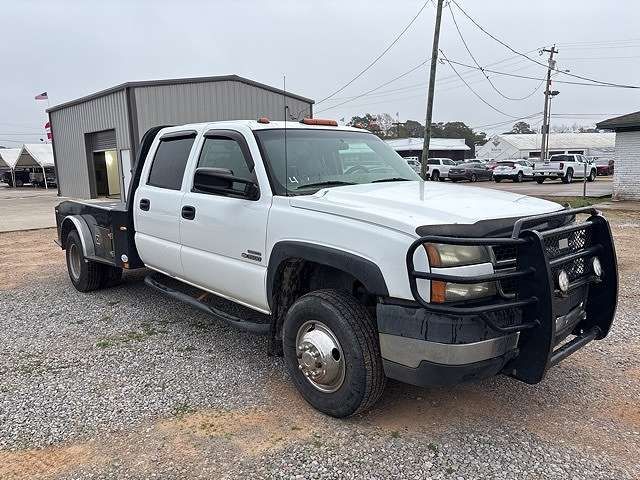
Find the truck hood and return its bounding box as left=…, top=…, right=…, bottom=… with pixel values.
left=289, top=181, right=562, bottom=236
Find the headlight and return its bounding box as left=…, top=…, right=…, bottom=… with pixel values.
left=424, top=243, right=491, bottom=267
left=424, top=243, right=496, bottom=303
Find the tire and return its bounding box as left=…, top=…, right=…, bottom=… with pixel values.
left=65, top=230, right=103, bottom=292
left=431, top=170, right=440, bottom=181
left=515, top=171, right=523, bottom=183
left=438, top=176, right=445, bottom=182
left=587, top=169, right=596, bottom=182
left=494, top=177, right=502, bottom=183
left=562, top=169, right=573, bottom=184
left=282, top=289, right=386, bottom=418
left=15, top=179, right=23, bottom=187
left=536, top=177, right=545, bottom=184
left=470, top=173, right=477, bottom=183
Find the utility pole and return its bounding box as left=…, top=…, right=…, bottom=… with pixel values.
left=539, top=46, right=558, bottom=161
left=420, top=0, right=444, bottom=179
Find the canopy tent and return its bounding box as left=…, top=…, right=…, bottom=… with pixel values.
left=14, top=144, right=54, bottom=188
left=0, top=148, right=21, bottom=186
left=0, top=148, right=20, bottom=169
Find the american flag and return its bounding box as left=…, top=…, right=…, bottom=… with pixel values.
left=35, top=92, right=48, bottom=100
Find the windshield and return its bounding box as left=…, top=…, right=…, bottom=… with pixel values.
left=254, top=129, right=420, bottom=195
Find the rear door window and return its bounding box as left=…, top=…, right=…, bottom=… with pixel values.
left=147, top=134, right=196, bottom=190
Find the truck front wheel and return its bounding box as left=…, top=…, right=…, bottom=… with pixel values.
left=65, top=230, right=103, bottom=292
left=282, top=289, right=386, bottom=417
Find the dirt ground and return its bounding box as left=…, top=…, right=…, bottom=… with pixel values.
left=1, top=208, right=639, bottom=479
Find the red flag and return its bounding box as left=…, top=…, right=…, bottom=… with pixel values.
left=45, top=121, right=52, bottom=140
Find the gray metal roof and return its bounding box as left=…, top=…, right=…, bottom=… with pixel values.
left=47, top=74, right=314, bottom=113
left=597, top=111, right=640, bottom=131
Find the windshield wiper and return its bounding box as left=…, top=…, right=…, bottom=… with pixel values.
left=295, top=180, right=357, bottom=190
left=371, top=177, right=411, bottom=183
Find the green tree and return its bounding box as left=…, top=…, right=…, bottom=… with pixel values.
left=430, top=121, right=487, bottom=156
left=347, top=114, right=383, bottom=137
left=506, top=121, right=535, bottom=134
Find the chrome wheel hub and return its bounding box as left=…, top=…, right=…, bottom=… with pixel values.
left=295, top=321, right=345, bottom=393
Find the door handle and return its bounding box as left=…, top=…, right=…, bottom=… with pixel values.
left=181, top=205, right=196, bottom=220
left=139, top=198, right=150, bottom=211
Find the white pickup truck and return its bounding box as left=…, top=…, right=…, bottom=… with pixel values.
left=54, top=119, right=618, bottom=417
left=533, top=154, right=597, bottom=184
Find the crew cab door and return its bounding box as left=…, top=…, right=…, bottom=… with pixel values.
left=134, top=130, right=197, bottom=277
left=179, top=129, right=271, bottom=312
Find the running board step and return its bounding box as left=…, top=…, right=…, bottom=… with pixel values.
left=144, top=276, right=270, bottom=335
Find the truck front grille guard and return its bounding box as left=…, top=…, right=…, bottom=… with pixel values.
left=406, top=207, right=618, bottom=383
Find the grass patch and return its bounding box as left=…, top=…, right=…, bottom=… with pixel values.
left=173, top=402, right=194, bottom=416
left=390, top=430, right=401, bottom=439
left=95, top=324, right=160, bottom=349
left=176, top=345, right=197, bottom=353
left=427, top=442, right=438, bottom=453
left=540, top=195, right=611, bottom=208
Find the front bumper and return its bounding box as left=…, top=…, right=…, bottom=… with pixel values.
left=384, top=207, right=618, bottom=387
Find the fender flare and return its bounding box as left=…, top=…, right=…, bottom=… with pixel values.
left=266, top=241, right=389, bottom=310
left=60, top=215, right=95, bottom=258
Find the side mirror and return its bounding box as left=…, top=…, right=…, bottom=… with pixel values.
left=193, top=167, right=259, bottom=200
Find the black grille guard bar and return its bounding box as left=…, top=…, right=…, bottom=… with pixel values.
left=406, top=206, right=618, bottom=384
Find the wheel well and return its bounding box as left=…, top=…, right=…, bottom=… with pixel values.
left=60, top=219, right=77, bottom=249
left=267, top=258, right=377, bottom=356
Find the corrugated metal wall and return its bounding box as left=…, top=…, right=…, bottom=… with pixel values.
left=50, top=90, right=131, bottom=199
left=133, top=81, right=312, bottom=142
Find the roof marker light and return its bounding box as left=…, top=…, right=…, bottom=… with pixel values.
left=300, top=118, right=338, bottom=127
left=257, top=117, right=270, bottom=124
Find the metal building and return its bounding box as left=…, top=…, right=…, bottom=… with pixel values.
left=475, top=133, right=616, bottom=161
left=385, top=137, right=471, bottom=162
left=597, top=111, right=640, bottom=201
left=48, top=75, right=314, bottom=200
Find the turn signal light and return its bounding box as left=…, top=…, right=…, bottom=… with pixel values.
left=559, top=162, right=564, bottom=169
left=300, top=118, right=338, bottom=126
left=431, top=280, right=447, bottom=303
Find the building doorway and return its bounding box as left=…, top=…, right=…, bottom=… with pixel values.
left=92, top=150, right=120, bottom=197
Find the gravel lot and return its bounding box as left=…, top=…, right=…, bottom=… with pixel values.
left=1, top=211, right=639, bottom=479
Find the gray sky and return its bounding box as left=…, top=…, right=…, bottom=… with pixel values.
left=1, top=0, right=639, bottom=146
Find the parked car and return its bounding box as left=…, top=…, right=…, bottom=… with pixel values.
left=448, top=161, right=493, bottom=182
left=493, top=160, right=535, bottom=183
left=1, top=170, right=31, bottom=187
left=404, top=157, right=421, bottom=174
left=426, top=157, right=456, bottom=181
left=30, top=168, right=57, bottom=188
left=53, top=119, right=618, bottom=418
left=596, top=159, right=614, bottom=176
left=533, top=154, right=597, bottom=184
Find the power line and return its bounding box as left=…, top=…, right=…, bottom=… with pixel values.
left=450, top=0, right=640, bottom=89
left=315, top=1, right=431, bottom=105
left=471, top=112, right=542, bottom=130
left=447, top=3, right=544, bottom=101
left=438, top=49, right=523, bottom=118
left=315, top=58, right=431, bottom=114
left=443, top=57, right=640, bottom=88
left=320, top=51, right=540, bottom=111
